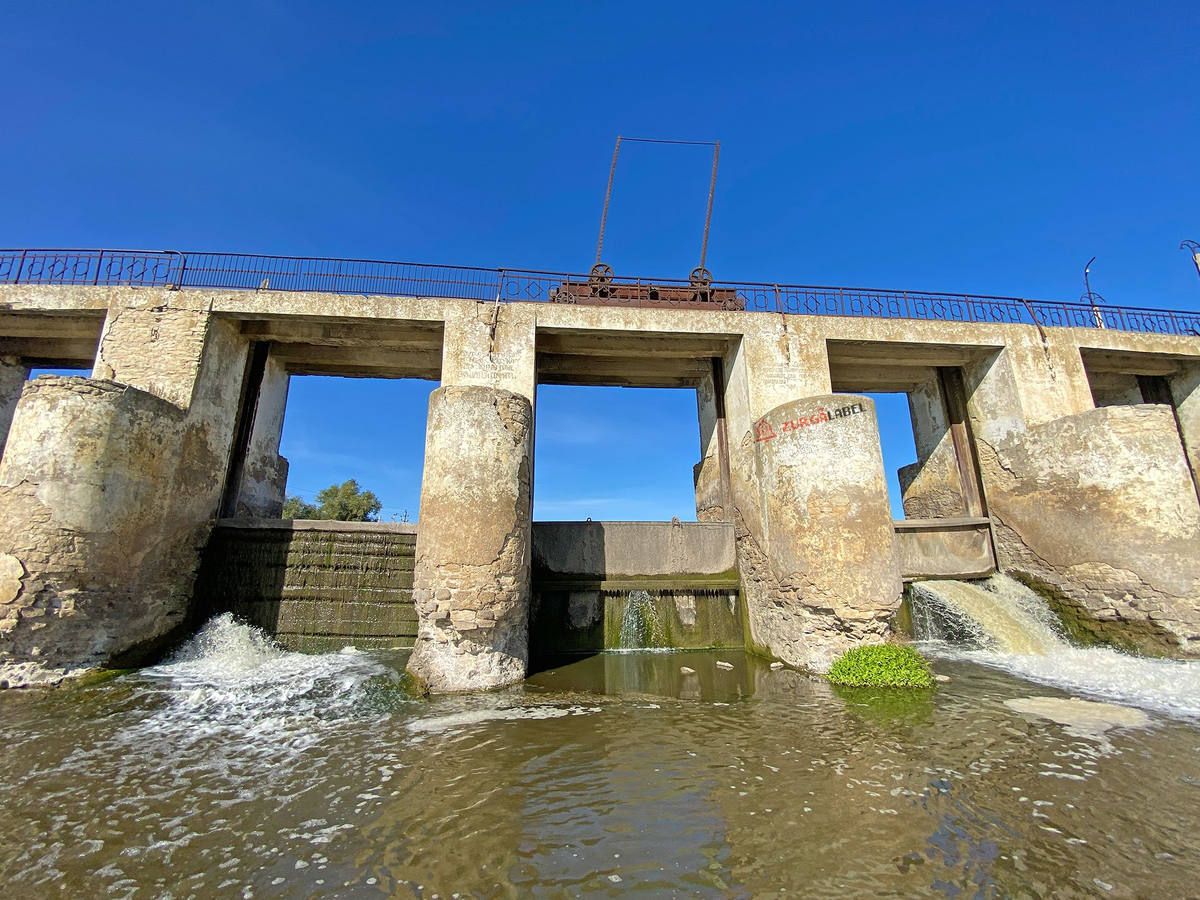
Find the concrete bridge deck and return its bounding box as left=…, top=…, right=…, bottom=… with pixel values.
left=0, top=252, right=1198, bottom=689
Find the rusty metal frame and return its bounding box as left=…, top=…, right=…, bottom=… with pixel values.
left=593, top=136, right=721, bottom=277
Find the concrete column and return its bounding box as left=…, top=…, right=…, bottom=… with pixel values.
left=233, top=352, right=291, bottom=518
left=0, top=355, right=30, bottom=458
left=439, top=301, right=537, bottom=399
left=898, top=371, right=966, bottom=518
left=0, top=291, right=249, bottom=686
left=407, top=385, right=533, bottom=692
left=722, top=319, right=842, bottom=665
left=1000, top=328, right=1094, bottom=429
left=1168, top=362, right=1200, bottom=499
left=693, top=366, right=726, bottom=521
left=406, top=303, right=538, bottom=692
left=749, top=394, right=902, bottom=670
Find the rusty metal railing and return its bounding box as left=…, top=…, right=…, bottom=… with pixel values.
left=2, top=248, right=1198, bottom=337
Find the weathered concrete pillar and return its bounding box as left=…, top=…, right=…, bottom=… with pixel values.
left=233, top=352, right=290, bottom=518
left=898, top=370, right=966, bottom=518
left=407, top=302, right=537, bottom=692
left=978, top=404, right=1200, bottom=655
left=0, top=355, right=30, bottom=458
left=407, top=385, right=533, bottom=691
left=722, top=320, right=853, bottom=667
left=693, top=365, right=727, bottom=521
left=960, top=334, right=1200, bottom=655
left=1168, top=362, right=1200, bottom=499
left=0, top=292, right=249, bottom=685
left=747, top=394, right=903, bottom=670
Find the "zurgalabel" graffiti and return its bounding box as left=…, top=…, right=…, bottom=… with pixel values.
left=754, top=402, right=866, bottom=443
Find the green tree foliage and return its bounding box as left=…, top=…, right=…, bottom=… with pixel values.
left=826, top=644, right=934, bottom=688
left=281, top=495, right=318, bottom=519
left=282, top=479, right=382, bottom=522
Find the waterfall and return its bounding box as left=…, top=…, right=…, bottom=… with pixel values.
left=908, top=574, right=1200, bottom=718
left=616, top=590, right=668, bottom=649
left=910, top=576, right=1067, bottom=655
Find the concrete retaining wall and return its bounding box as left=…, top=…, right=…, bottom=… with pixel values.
left=532, top=521, right=737, bottom=583
left=195, top=520, right=418, bottom=652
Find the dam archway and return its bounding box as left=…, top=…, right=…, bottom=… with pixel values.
left=197, top=317, right=444, bottom=651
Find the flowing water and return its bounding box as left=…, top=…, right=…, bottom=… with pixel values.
left=910, top=574, right=1200, bottom=719
left=614, top=590, right=668, bottom=650
left=1, top=612, right=1200, bottom=898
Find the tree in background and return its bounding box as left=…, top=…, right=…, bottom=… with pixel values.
left=282, top=479, right=382, bottom=522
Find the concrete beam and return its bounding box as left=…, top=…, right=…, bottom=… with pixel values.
left=270, top=343, right=442, bottom=380
left=240, top=318, right=443, bottom=349
left=0, top=338, right=100, bottom=368
left=536, top=353, right=710, bottom=387
left=536, top=329, right=732, bottom=359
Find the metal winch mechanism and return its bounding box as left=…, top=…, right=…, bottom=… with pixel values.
left=551, top=137, right=742, bottom=310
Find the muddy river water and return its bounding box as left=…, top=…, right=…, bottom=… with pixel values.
left=1, top=615, right=1198, bottom=899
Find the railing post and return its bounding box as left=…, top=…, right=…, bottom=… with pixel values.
left=92, top=250, right=103, bottom=285
left=174, top=252, right=187, bottom=290
left=13, top=250, right=27, bottom=284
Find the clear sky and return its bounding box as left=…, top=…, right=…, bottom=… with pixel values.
left=4, top=2, right=1197, bottom=519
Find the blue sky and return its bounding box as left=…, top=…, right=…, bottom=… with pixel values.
left=5, top=2, right=1197, bottom=519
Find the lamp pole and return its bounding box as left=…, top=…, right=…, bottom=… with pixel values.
left=1182, top=240, right=1200, bottom=283
left=1082, top=256, right=1106, bottom=328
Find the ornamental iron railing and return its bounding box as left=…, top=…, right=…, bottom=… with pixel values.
left=1, top=248, right=1197, bottom=337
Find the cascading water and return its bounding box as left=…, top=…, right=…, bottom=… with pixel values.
left=910, top=576, right=1067, bottom=654
left=615, top=590, right=668, bottom=649
left=133, top=613, right=397, bottom=755
left=910, top=574, right=1200, bottom=718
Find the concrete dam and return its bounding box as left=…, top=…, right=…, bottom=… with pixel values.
left=1, top=249, right=1199, bottom=691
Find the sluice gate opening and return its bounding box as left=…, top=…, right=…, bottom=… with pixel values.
left=193, top=316, right=443, bottom=652
left=528, top=338, right=746, bottom=665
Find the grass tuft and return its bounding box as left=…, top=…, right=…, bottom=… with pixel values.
left=826, top=644, right=934, bottom=688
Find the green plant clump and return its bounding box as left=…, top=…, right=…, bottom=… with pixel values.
left=826, top=644, right=934, bottom=688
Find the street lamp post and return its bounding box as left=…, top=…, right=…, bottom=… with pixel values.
left=1082, top=256, right=1106, bottom=328
left=1182, top=240, right=1200, bottom=283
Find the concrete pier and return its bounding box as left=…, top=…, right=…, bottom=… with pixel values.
left=407, top=385, right=534, bottom=692
left=0, top=269, right=1198, bottom=687
left=749, top=394, right=903, bottom=669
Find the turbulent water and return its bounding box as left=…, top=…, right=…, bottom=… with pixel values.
left=910, top=574, right=1200, bottom=718
left=1, top=612, right=1200, bottom=898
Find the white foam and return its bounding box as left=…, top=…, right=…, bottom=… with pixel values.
left=125, top=614, right=392, bottom=755
left=406, top=705, right=601, bottom=735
